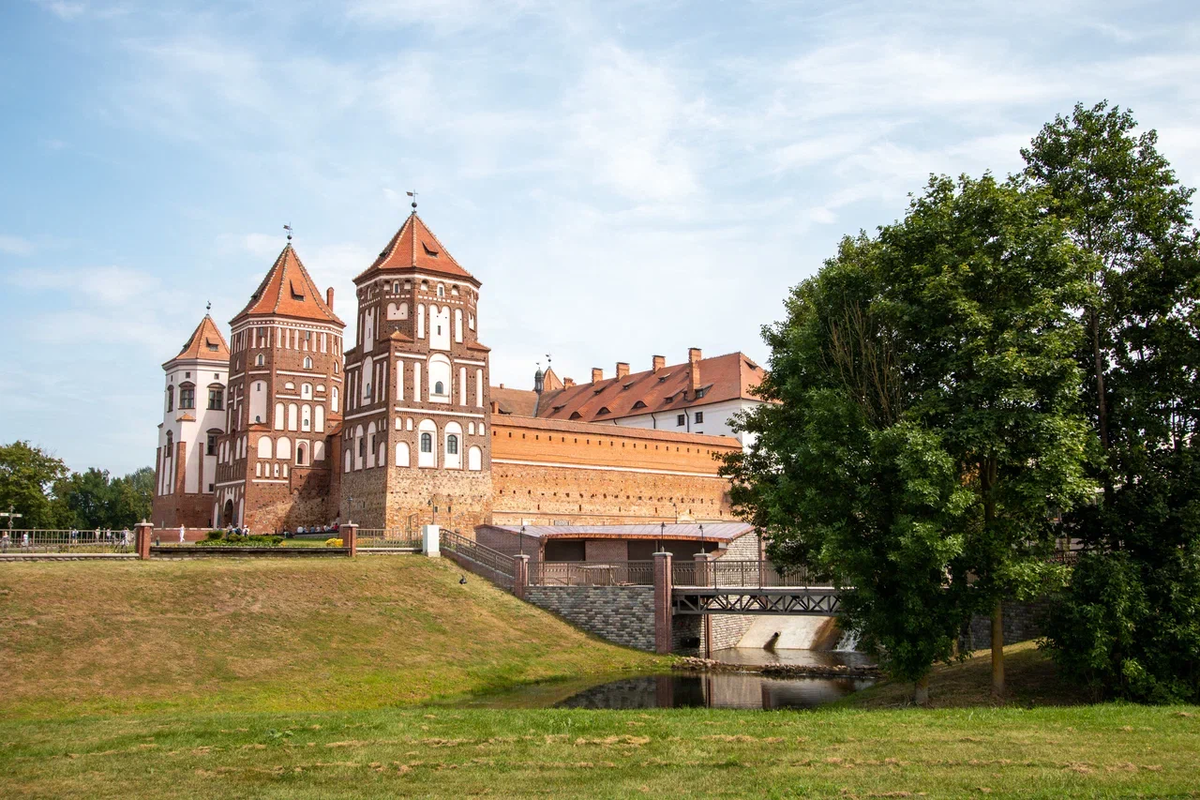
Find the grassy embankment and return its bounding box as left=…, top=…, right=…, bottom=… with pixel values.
left=1, top=558, right=1197, bottom=798
left=0, top=557, right=663, bottom=719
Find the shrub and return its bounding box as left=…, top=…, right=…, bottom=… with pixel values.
left=205, top=530, right=224, bottom=541
left=325, top=538, right=343, bottom=547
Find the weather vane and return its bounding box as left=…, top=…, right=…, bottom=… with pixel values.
left=206, top=300, right=212, bottom=313
left=407, top=190, right=417, bottom=211
left=283, top=223, right=293, bottom=242
left=546, top=353, right=552, bottom=368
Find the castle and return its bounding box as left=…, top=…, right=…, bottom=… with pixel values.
left=152, top=211, right=765, bottom=534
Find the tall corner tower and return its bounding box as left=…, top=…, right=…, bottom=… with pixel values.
left=214, top=242, right=346, bottom=531
left=340, top=209, right=492, bottom=531
left=152, top=313, right=230, bottom=528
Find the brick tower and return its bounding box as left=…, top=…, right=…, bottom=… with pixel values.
left=152, top=313, right=230, bottom=528
left=213, top=241, right=346, bottom=531
left=340, top=210, right=492, bottom=531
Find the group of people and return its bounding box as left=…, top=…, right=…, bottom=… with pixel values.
left=283, top=523, right=340, bottom=538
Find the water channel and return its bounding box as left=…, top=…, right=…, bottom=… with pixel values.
left=463, top=649, right=875, bottom=711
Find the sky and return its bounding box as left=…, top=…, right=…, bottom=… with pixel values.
left=2, top=0, right=1200, bottom=476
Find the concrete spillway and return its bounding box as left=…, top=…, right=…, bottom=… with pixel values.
left=736, top=615, right=845, bottom=651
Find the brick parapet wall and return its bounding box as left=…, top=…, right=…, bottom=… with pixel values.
left=524, top=586, right=656, bottom=651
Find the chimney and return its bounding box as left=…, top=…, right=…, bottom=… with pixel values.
left=490, top=400, right=500, bottom=414
left=591, top=367, right=603, bottom=383
left=652, top=355, right=665, bottom=372
left=616, top=362, right=630, bottom=380
left=688, top=347, right=702, bottom=392
left=563, top=377, right=576, bottom=388
left=326, top=287, right=334, bottom=310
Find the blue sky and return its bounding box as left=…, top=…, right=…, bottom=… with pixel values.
left=2, top=0, right=1199, bottom=476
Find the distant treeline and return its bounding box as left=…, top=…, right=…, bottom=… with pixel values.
left=0, top=440, right=153, bottom=530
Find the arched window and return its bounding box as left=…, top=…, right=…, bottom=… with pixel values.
left=301, top=383, right=312, bottom=399
left=395, top=441, right=410, bottom=467
left=334, top=362, right=340, bottom=374
left=343, top=450, right=351, bottom=473
left=257, top=437, right=272, bottom=459
left=274, top=403, right=284, bottom=430
left=255, top=354, right=265, bottom=366
left=392, top=280, right=399, bottom=293
left=444, top=422, right=463, bottom=469
left=296, top=443, right=306, bottom=466
left=331, top=386, right=339, bottom=413
left=301, top=404, right=311, bottom=430
left=434, top=380, right=445, bottom=395
left=164, top=430, right=173, bottom=456
left=303, top=356, right=313, bottom=369
left=418, top=419, right=436, bottom=467
left=276, top=437, right=291, bottom=460
left=166, top=385, right=174, bottom=412
left=178, top=383, right=195, bottom=409
left=313, top=440, right=325, bottom=461
left=437, top=283, right=445, bottom=297
left=468, top=445, right=482, bottom=471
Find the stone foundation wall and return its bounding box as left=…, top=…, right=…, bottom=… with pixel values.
left=524, top=585, right=656, bottom=651
left=244, top=466, right=336, bottom=533
left=151, top=491, right=215, bottom=530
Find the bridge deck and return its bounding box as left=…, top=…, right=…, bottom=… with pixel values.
left=672, top=586, right=841, bottom=615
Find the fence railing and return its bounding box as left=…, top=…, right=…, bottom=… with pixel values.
left=673, top=559, right=830, bottom=588
left=0, top=529, right=135, bottom=554
left=439, top=529, right=515, bottom=582
left=355, top=528, right=421, bottom=549
left=531, top=560, right=655, bottom=587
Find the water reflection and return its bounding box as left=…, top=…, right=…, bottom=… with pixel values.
left=708, top=647, right=875, bottom=669
left=556, top=673, right=874, bottom=711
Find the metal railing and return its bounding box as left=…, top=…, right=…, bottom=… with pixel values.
left=355, top=528, right=421, bottom=549
left=439, top=528, right=515, bottom=580
left=0, top=529, right=135, bottom=554
left=532, top=560, right=655, bottom=587
left=673, top=559, right=830, bottom=588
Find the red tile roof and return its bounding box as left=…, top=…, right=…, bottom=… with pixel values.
left=357, top=212, right=478, bottom=285
left=166, top=314, right=229, bottom=366
left=534, top=352, right=764, bottom=423
left=232, top=243, right=344, bottom=326
left=492, top=386, right=540, bottom=417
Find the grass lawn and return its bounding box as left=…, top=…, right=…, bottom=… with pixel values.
left=1, top=558, right=1197, bottom=798
left=2, top=705, right=1197, bottom=798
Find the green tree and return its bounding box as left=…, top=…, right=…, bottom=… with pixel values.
left=1025, top=102, right=1200, bottom=702
left=111, top=467, right=154, bottom=527
left=0, top=441, right=70, bottom=529
left=56, top=468, right=119, bottom=530
left=724, top=175, right=1092, bottom=701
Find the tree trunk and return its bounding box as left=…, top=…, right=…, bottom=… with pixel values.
left=1091, top=309, right=1109, bottom=452
left=913, top=674, right=930, bottom=706
left=991, top=600, right=1005, bottom=701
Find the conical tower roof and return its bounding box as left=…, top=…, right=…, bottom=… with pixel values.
left=164, top=313, right=229, bottom=367
left=357, top=212, right=478, bottom=285
left=232, top=243, right=344, bottom=326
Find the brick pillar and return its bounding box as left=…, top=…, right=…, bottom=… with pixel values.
left=343, top=523, right=357, bottom=557
left=693, top=551, right=714, bottom=587
left=514, top=554, right=529, bottom=600
left=653, top=551, right=674, bottom=655
left=135, top=521, right=152, bottom=560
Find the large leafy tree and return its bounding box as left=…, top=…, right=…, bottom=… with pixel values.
left=724, top=175, right=1092, bottom=701
left=1025, top=102, right=1200, bottom=702
left=0, top=441, right=70, bottom=529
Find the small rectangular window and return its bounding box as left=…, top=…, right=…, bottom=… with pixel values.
left=206, top=434, right=217, bottom=456
left=694, top=411, right=704, bottom=424
left=676, top=414, right=685, bottom=426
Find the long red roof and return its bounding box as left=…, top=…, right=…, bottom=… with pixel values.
left=232, top=243, right=344, bottom=326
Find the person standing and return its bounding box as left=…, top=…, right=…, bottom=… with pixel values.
left=178, top=525, right=186, bottom=544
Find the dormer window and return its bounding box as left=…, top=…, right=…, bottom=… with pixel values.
left=596, top=406, right=611, bottom=416
left=289, top=279, right=304, bottom=300
left=632, top=400, right=647, bottom=409
left=570, top=411, right=583, bottom=420
left=424, top=243, right=440, bottom=258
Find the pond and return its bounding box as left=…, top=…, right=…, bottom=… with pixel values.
left=459, top=650, right=876, bottom=711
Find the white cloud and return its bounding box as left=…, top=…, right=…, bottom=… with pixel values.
left=34, top=0, right=86, bottom=20
left=0, top=235, right=35, bottom=256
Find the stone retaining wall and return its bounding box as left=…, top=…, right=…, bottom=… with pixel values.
left=962, top=599, right=1052, bottom=651
left=524, top=585, right=656, bottom=651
